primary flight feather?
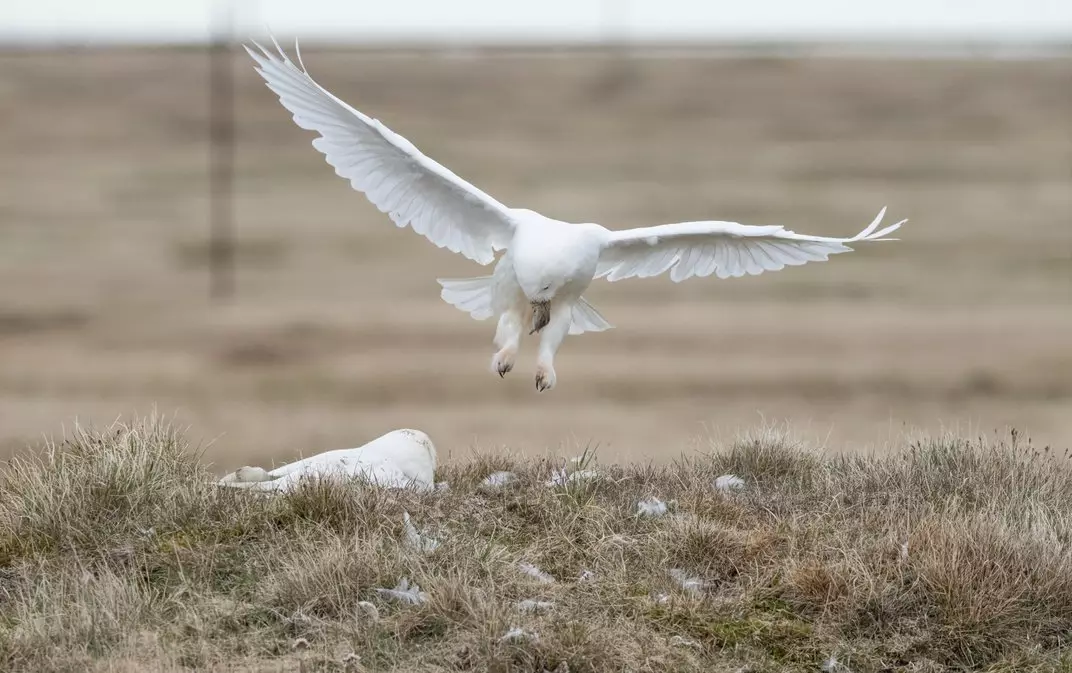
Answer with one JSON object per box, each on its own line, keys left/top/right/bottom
{"left": 246, "top": 38, "right": 906, "bottom": 392}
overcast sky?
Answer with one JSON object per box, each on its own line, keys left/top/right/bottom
{"left": 4, "top": 0, "right": 1072, "bottom": 44}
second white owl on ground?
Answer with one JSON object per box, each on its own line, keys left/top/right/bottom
{"left": 246, "top": 39, "right": 906, "bottom": 392}
{"left": 217, "top": 428, "right": 437, "bottom": 493}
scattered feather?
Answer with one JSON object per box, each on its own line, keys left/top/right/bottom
{"left": 669, "top": 635, "right": 701, "bottom": 649}
{"left": 288, "top": 609, "right": 312, "bottom": 626}
{"left": 821, "top": 654, "right": 841, "bottom": 671}
{"left": 374, "top": 577, "right": 427, "bottom": 605}
{"left": 899, "top": 541, "right": 909, "bottom": 561}
{"left": 545, "top": 468, "right": 569, "bottom": 487}
{"left": 499, "top": 627, "right": 538, "bottom": 643}
{"left": 669, "top": 568, "right": 706, "bottom": 595}
{"left": 546, "top": 468, "right": 601, "bottom": 487}
{"left": 480, "top": 471, "right": 517, "bottom": 491}
{"left": 356, "top": 601, "right": 380, "bottom": 622}
{"left": 518, "top": 562, "right": 555, "bottom": 584}
{"left": 714, "top": 474, "right": 745, "bottom": 491}
{"left": 291, "top": 637, "right": 310, "bottom": 651}
{"left": 517, "top": 599, "right": 555, "bottom": 614}
{"left": 654, "top": 592, "right": 671, "bottom": 605}
{"left": 578, "top": 569, "right": 595, "bottom": 582}
{"left": 402, "top": 511, "right": 440, "bottom": 554}
{"left": 637, "top": 496, "right": 668, "bottom": 517}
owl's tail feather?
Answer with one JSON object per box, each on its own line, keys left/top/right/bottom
{"left": 568, "top": 297, "right": 613, "bottom": 335}
{"left": 438, "top": 276, "right": 613, "bottom": 336}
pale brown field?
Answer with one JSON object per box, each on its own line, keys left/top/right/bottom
{"left": 0, "top": 46, "right": 1070, "bottom": 471}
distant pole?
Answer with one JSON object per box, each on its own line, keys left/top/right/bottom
{"left": 594, "top": 0, "right": 633, "bottom": 99}
{"left": 209, "top": 0, "right": 236, "bottom": 301}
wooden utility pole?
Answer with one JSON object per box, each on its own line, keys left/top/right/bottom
{"left": 594, "top": 0, "right": 634, "bottom": 100}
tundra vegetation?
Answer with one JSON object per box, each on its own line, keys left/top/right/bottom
{"left": 1, "top": 417, "right": 1070, "bottom": 672}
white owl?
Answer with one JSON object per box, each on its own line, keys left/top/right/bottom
{"left": 247, "top": 39, "right": 905, "bottom": 392}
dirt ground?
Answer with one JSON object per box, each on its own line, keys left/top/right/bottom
{"left": 0, "top": 45, "right": 1069, "bottom": 472}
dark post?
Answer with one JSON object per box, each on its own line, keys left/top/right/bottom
{"left": 593, "top": 0, "right": 634, "bottom": 100}
{"left": 209, "top": 1, "right": 236, "bottom": 300}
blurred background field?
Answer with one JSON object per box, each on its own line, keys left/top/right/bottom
{"left": 1, "top": 5, "right": 1070, "bottom": 472}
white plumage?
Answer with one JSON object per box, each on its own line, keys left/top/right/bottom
{"left": 216, "top": 428, "right": 437, "bottom": 493}
{"left": 246, "top": 38, "right": 906, "bottom": 392}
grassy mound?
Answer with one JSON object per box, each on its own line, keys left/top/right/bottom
{"left": 0, "top": 418, "right": 1070, "bottom": 672}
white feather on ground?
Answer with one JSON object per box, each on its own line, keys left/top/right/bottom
{"left": 479, "top": 471, "right": 518, "bottom": 492}
{"left": 637, "top": 496, "right": 669, "bottom": 517}
{"left": 714, "top": 474, "right": 746, "bottom": 491}
{"left": 374, "top": 578, "right": 427, "bottom": 605}
{"left": 499, "top": 627, "right": 538, "bottom": 643}
{"left": 518, "top": 562, "right": 555, "bottom": 584}
{"left": 356, "top": 601, "right": 380, "bottom": 622}
{"left": 545, "top": 468, "right": 601, "bottom": 487}
{"left": 402, "top": 511, "right": 441, "bottom": 554}
{"left": 516, "top": 600, "right": 555, "bottom": 614}
{"left": 669, "top": 635, "right": 702, "bottom": 649}
{"left": 669, "top": 569, "right": 707, "bottom": 595}
{"left": 216, "top": 429, "right": 437, "bottom": 493}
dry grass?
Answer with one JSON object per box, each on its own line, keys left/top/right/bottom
{"left": 2, "top": 416, "right": 1072, "bottom": 671}
{"left": 0, "top": 47, "right": 1070, "bottom": 470}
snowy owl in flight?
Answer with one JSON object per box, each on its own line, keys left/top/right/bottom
{"left": 246, "top": 39, "right": 906, "bottom": 393}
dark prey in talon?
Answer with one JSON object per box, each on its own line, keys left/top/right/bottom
{"left": 529, "top": 301, "right": 551, "bottom": 335}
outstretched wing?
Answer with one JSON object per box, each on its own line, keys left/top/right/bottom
{"left": 245, "top": 38, "right": 515, "bottom": 264}
{"left": 596, "top": 207, "right": 904, "bottom": 282}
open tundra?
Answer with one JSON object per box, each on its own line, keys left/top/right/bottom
{"left": 246, "top": 40, "right": 905, "bottom": 392}
{"left": 3, "top": 418, "right": 1072, "bottom": 671}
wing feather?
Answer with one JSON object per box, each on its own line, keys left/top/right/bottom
{"left": 596, "top": 208, "right": 905, "bottom": 283}
{"left": 246, "top": 38, "right": 515, "bottom": 264}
